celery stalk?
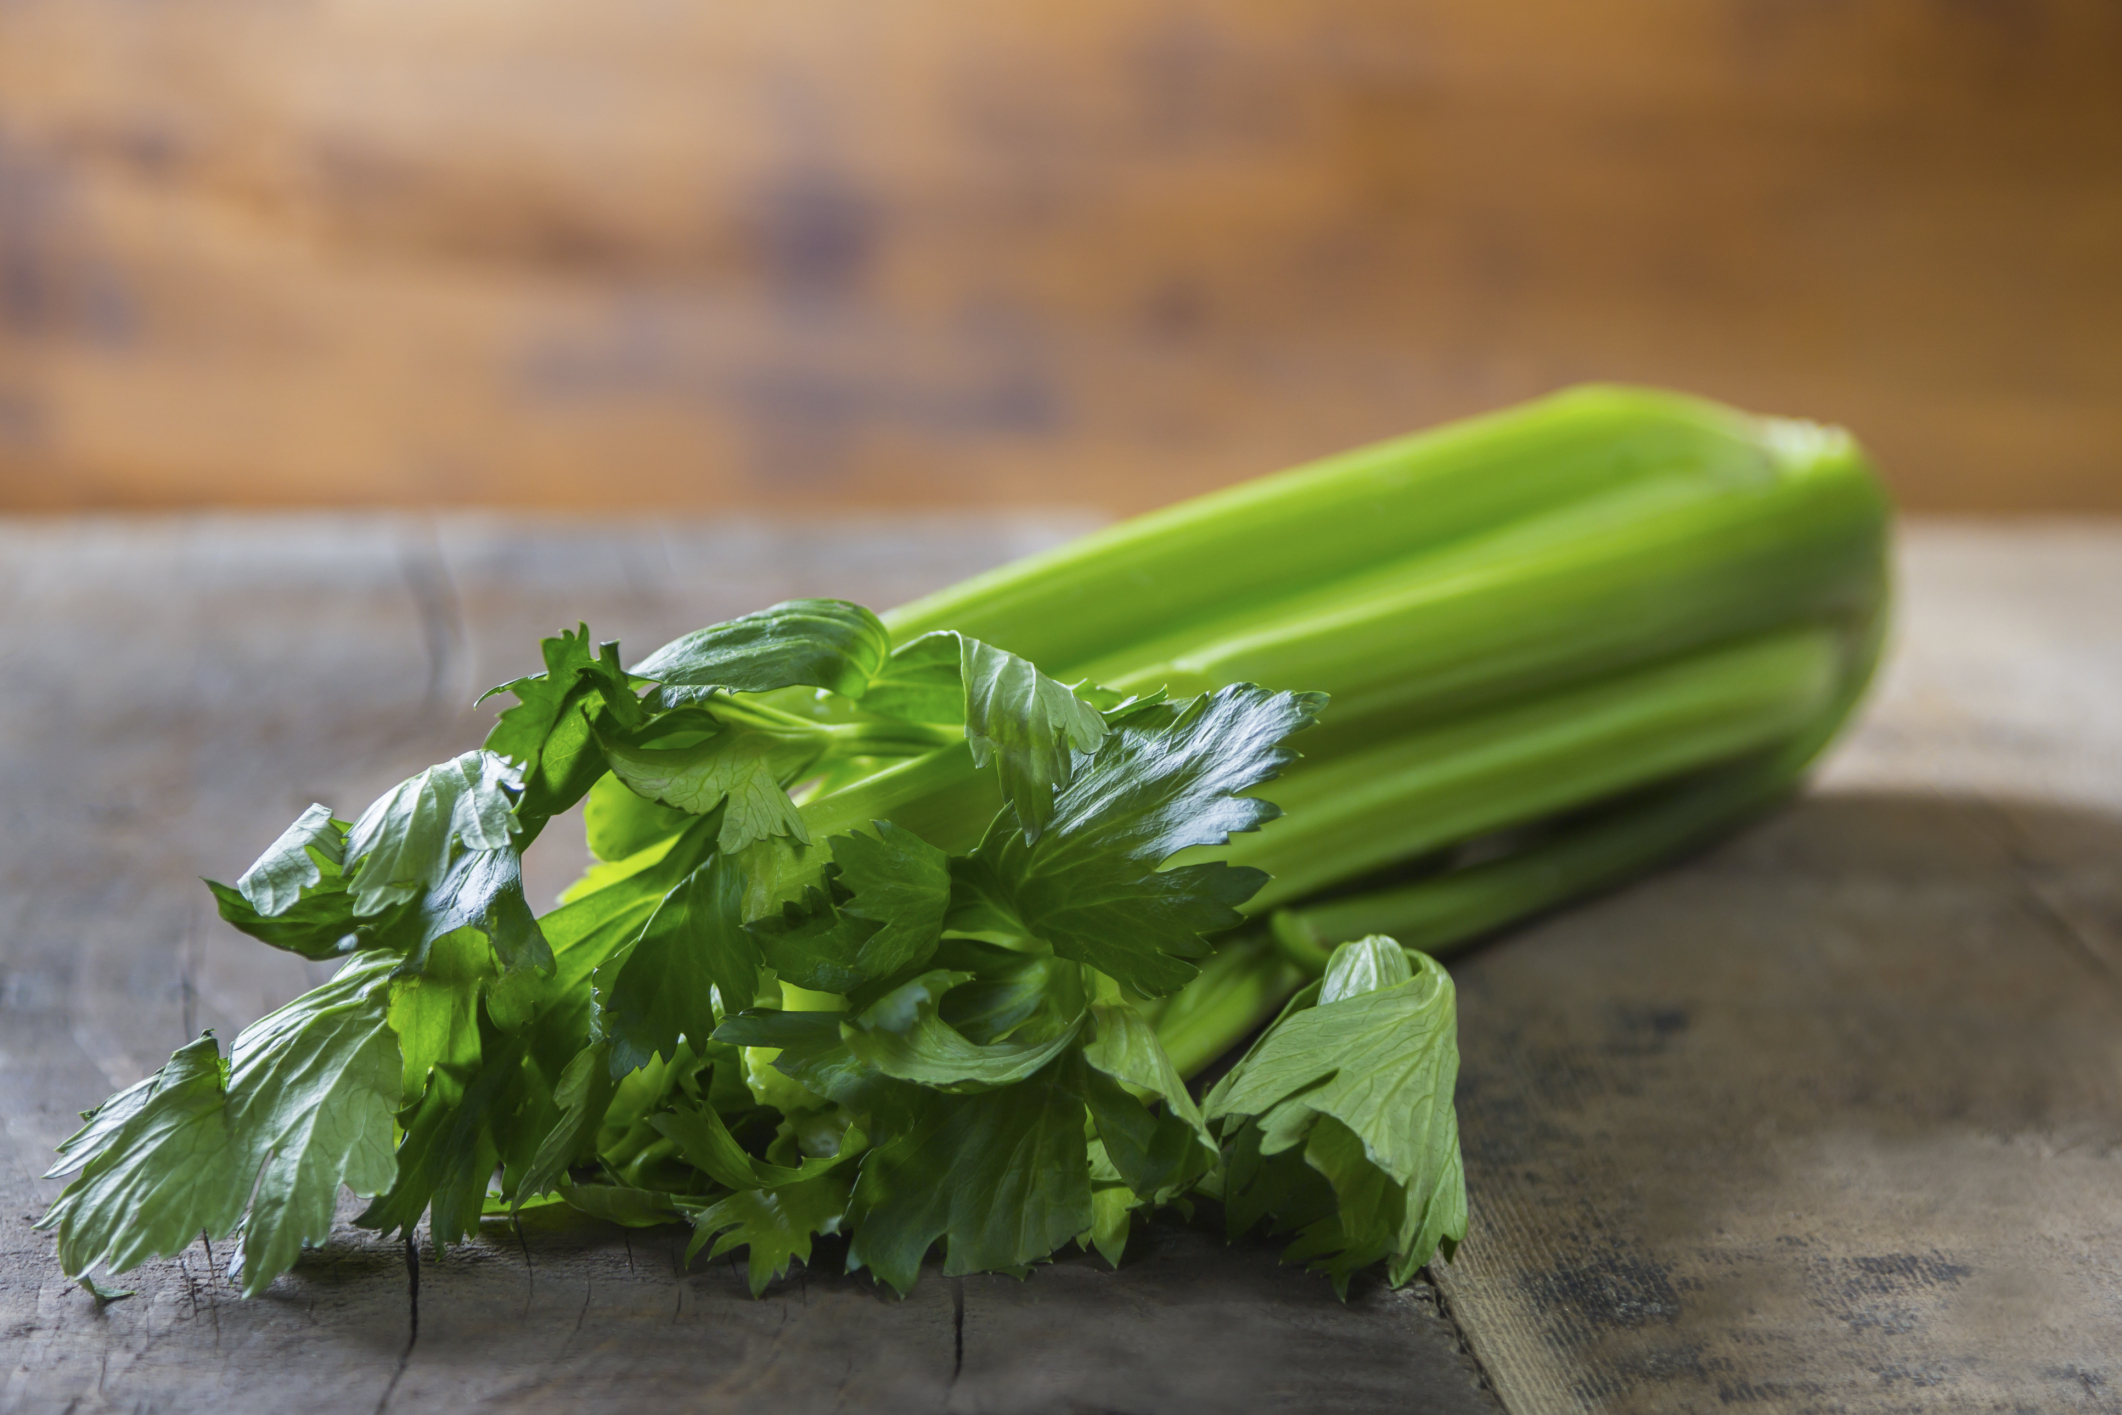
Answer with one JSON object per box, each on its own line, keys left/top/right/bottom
{"left": 1084, "top": 453, "right": 1880, "bottom": 755}
{"left": 1130, "top": 932, "right": 1306, "bottom": 1080}
{"left": 1218, "top": 625, "right": 1841, "bottom": 908}
{"left": 1268, "top": 752, "right": 1797, "bottom": 967}
{"left": 859, "top": 386, "right": 1890, "bottom": 1073}
{"left": 884, "top": 386, "right": 1882, "bottom": 688}
{"left": 1266, "top": 593, "right": 1888, "bottom": 969}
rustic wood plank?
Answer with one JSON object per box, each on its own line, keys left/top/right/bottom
{"left": 10, "top": 516, "right": 2118, "bottom": 1412}
{"left": 0, "top": 513, "right": 1496, "bottom": 1414}
{"left": 1429, "top": 524, "right": 2122, "bottom": 1412}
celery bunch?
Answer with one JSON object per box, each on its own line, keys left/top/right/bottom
{"left": 863, "top": 383, "right": 1886, "bottom": 1072}
{"left": 40, "top": 386, "right": 1887, "bottom": 1303}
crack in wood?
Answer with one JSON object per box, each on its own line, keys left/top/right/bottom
{"left": 1424, "top": 1274, "right": 1504, "bottom": 1409}
{"left": 950, "top": 1275, "right": 965, "bottom": 1383}
{"left": 513, "top": 1217, "right": 533, "bottom": 1320}
{"left": 373, "top": 1234, "right": 420, "bottom": 1415}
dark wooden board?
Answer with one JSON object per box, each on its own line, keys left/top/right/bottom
{"left": 0, "top": 514, "right": 1495, "bottom": 1414}
{"left": 5, "top": 515, "right": 2118, "bottom": 1413}
{"left": 1432, "top": 524, "right": 2122, "bottom": 1412}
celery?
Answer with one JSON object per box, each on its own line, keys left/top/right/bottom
{"left": 43, "top": 385, "right": 1889, "bottom": 1303}
{"left": 878, "top": 385, "right": 1887, "bottom": 1070}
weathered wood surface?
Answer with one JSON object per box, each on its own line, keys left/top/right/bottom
{"left": 2, "top": 517, "right": 2118, "bottom": 1414}
{"left": 0, "top": 514, "right": 1496, "bottom": 1414}
{"left": 2, "top": 1, "right": 2120, "bottom": 516}
{"left": 1434, "top": 524, "right": 2122, "bottom": 1412}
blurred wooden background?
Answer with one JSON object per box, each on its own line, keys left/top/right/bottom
{"left": 0, "top": 0, "right": 2116, "bottom": 515}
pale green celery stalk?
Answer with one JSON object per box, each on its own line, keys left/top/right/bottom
{"left": 1266, "top": 597, "right": 1887, "bottom": 965}
{"left": 1145, "top": 755, "right": 1791, "bottom": 1078}
{"left": 1131, "top": 931, "right": 1305, "bottom": 1079}
{"left": 851, "top": 389, "right": 1885, "bottom": 858}
{"left": 1077, "top": 440, "right": 1881, "bottom": 759}
{"left": 882, "top": 386, "right": 1872, "bottom": 679}
{"left": 1270, "top": 753, "right": 1794, "bottom": 965}
{"left": 798, "top": 741, "right": 1003, "bottom": 855}
{"left": 784, "top": 387, "right": 1887, "bottom": 1071}
{"left": 825, "top": 399, "right": 1884, "bottom": 838}
{"left": 1218, "top": 625, "right": 1841, "bottom": 909}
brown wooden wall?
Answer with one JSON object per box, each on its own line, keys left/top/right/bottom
{"left": 0, "top": 1, "right": 2117, "bottom": 514}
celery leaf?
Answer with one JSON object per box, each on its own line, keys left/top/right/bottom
{"left": 632, "top": 599, "right": 891, "bottom": 704}
{"left": 649, "top": 1101, "right": 863, "bottom": 1190}
{"left": 863, "top": 630, "right": 1111, "bottom": 843}
{"left": 957, "top": 684, "right": 1324, "bottom": 996}
{"left": 1080, "top": 1004, "right": 1216, "bottom": 1196}
{"left": 604, "top": 730, "right": 815, "bottom": 854}
{"left": 842, "top": 980, "right": 1085, "bottom": 1089}
{"left": 831, "top": 822, "right": 953, "bottom": 979}
{"left": 845, "top": 1055, "right": 1092, "bottom": 1292}
{"left": 40, "top": 953, "right": 403, "bottom": 1296}
{"left": 482, "top": 625, "right": 619, "bottom": 822}
{"left": 344, "top": 751, "right": 521, "bottom": 916}
{"left": 206, "top": 876, "right": 371, "bottom": 962}
{"left": 960, "top": 636, "right": 1109, "bottom": 842}
{"left": 357, "top": 1004, "right": 529, "bottom": 1249}
{"left": 1204, "top": 940, "right": 1467, "bottom": 1292}
{"left": 686, "top": 1171, "right": 855, "bottom": 1296}
{"left": 597, "top": 852, "right": 758, "bottom": 1076}
{"left": 516, "top": 1041, "right": 616, "bottom": 1203}
{"left": 407, "top": 845, "right": 551, "bottom": 974}
{"left": 235, "top": 803, "right": 344, "bottom": 916}
{"left": 210, "top": 809, "right": 380, "bottom": 960}
{"left": 746, "top": 889, "right": 873, "bottom": 995}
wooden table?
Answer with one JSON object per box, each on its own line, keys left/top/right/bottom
{"left": 1, "top": 516, "right": 2116, "bottom": 1413}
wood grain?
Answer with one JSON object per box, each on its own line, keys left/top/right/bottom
{"left": 1431, "top": 524, "right": 2122, "bottom": 1411}
{"left": 0, "top": 513, "right": 1496, "bottom": 1415}
{"left": 4, "top": 515, "right": 2119, "bottom": 1412}
{"left": 0, "top": 3, "right": 2117, "bottom": 515}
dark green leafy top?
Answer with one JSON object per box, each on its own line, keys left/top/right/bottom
{"left": 40, "top": 599, "right": 1464, "bottom": 1304}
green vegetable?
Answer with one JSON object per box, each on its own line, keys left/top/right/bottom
{"left": 43, "top": 955, "right": 402, "bottom": 1297}
{"left": 39, "top": 385, "right": 1888, "bottom": 1304}
{"left": 1204, "top": 938, "right": 1464, "bottom": 1295}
